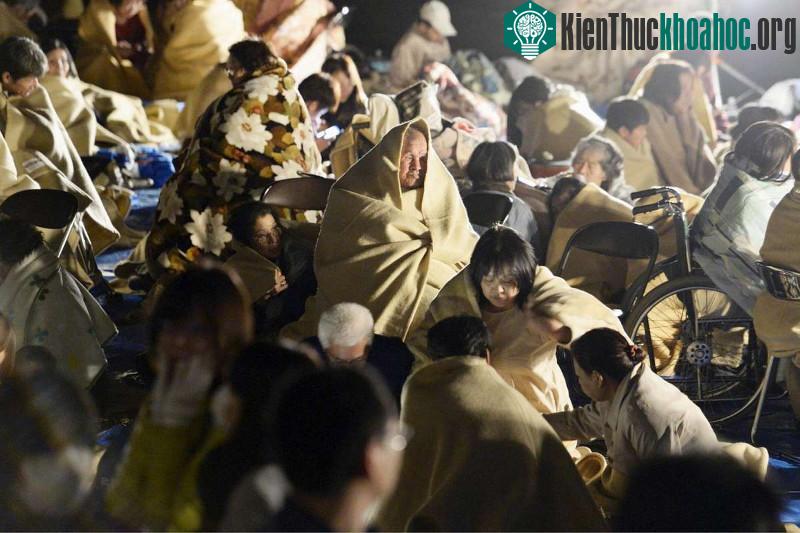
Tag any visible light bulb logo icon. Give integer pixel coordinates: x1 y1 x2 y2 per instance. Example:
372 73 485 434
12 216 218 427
504 1 555 61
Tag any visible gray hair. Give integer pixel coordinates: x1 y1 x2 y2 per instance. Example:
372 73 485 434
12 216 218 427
318 303 374 349
572 135 624 184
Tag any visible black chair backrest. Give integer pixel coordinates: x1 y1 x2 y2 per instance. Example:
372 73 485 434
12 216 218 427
556 221 660 313
463 191 514 228
261 176 335 211
0 189 79 229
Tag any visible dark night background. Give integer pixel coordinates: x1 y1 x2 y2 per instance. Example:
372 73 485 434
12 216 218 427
332 0 800 103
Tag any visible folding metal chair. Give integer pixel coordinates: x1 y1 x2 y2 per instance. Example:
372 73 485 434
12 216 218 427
462 191 514 230
261 175 335 211
0 189 80 258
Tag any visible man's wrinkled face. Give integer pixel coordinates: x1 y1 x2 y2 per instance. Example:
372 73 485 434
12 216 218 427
398 128 428 191
2 72 39 97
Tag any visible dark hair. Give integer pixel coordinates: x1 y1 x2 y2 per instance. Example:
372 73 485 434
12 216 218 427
0 218 44 266
0 364 97 528
148 266 254 373
39 37 78 78
466 141 516 186
227 201 281 249
272 366 396 497
572 135 624 186
792 149 800 181
606 98 650 132
468 225 537 310
616 454 782 531
299 73 339 113
427 316 491 360
571 328 644 383
642 61 694 113
730 105 782 141
507 75 553 147
227 39 278 74
321 51 368 125
0 36 47 81
730 121 795 181
198 341 317 528
548 176 585 222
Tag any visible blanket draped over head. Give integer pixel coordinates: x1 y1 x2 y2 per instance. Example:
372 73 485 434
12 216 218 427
147 0 246 101
407 265 625 414
282 118 477 341
640 99 716 195
0 246 117 387
76 0 153 98
146 58 322 276
1 88 119 253
376 357 606 532
545 183 633 304
754 185 800 359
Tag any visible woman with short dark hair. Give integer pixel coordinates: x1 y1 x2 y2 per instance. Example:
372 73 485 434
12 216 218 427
544 327 717 483
691 121 796 314
463 141 539 250
408 225 624 415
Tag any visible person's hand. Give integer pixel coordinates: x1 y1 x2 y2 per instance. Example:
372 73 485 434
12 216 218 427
451 117 476 134
210 384 241 433
150 352 216 427
263 270 288 300
116 41 134 59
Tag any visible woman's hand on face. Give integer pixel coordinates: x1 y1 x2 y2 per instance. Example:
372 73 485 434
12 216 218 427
150 351 216 427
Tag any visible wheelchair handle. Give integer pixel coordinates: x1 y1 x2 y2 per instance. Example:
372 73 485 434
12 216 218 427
632 202 666 216
630 186 683 201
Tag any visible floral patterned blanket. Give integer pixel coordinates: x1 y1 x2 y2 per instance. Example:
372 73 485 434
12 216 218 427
146 59 322 276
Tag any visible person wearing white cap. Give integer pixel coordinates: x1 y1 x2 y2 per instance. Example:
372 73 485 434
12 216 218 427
389 0 456 90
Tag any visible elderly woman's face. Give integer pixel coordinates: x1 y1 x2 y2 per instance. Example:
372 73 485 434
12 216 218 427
47 49 71 78
399 129 428 190
572 148 607 187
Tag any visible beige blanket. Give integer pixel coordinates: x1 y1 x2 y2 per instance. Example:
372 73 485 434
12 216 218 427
147 0 245 100
640 99 717 195
376 356 607 531
282 118 477 341
546 183 633 303
407 265 625 414
41 75 130 155
2 88 119 253
754 185 800 358
76 0 153 98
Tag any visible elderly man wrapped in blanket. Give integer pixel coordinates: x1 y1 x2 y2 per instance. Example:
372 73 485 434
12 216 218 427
329 80 530 190
145 42 322 278
281 118 477 343
407 224 625 416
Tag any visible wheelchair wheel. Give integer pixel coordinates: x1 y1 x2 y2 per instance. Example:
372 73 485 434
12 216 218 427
624 274 766 425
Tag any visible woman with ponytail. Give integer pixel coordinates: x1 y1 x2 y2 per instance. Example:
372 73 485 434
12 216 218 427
544 328 718 478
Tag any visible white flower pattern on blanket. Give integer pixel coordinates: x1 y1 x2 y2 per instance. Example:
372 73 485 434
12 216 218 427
185 208 233 255
221 108 273 153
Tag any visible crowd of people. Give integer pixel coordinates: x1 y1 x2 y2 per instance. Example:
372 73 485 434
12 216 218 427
1 0 800 530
